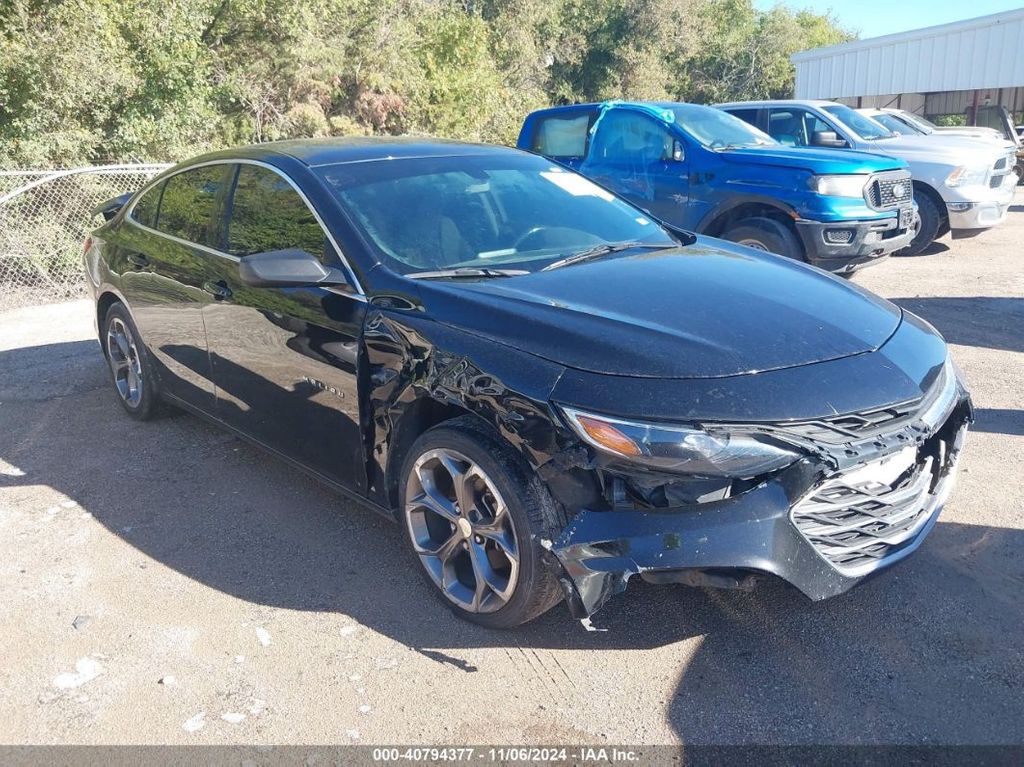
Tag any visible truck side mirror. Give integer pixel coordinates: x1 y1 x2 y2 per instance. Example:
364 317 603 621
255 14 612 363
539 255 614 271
671 140 685 162
812 130 847 148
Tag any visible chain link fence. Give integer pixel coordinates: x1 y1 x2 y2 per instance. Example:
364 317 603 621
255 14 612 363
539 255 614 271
0 165 170 312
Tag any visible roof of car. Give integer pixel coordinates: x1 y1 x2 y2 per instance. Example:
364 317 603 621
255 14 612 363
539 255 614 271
716 100 840 109
529 100 716 114
180 137 522 169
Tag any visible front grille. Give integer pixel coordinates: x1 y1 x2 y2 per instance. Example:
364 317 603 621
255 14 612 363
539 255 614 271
791 452 943 575
773 359 956 447
775 398 921 444
990 152 1016 182
785 359 968 575
866 171 913 210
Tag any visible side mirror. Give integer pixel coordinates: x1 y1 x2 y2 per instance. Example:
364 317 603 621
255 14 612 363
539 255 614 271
812 130 847 148
671 140 685 162
238 248 349 288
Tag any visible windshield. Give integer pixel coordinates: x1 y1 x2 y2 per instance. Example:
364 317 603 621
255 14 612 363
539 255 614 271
671 104 776 149
901 112 939 131
317 153 676 275
872 113 923 135
823 104 895 141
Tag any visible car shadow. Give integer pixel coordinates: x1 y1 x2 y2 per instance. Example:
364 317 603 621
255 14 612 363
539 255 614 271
892 240 950 257
2 340 1023 742
889 296 1024 354
972 407 1024 437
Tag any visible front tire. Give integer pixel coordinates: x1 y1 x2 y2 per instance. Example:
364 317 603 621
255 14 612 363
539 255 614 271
103 302 162 420
722 216 804 261
900 192 942 256
399 416 566 628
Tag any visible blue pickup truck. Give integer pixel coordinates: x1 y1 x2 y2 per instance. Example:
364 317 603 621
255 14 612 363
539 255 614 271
517 101 917 274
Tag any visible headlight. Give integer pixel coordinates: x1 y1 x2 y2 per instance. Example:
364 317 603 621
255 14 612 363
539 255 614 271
944 165 989 188
560 406 802 478
919 355 963 430
808 174 870 198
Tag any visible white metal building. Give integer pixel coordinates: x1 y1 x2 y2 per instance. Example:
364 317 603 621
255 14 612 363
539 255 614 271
791 9 1024 120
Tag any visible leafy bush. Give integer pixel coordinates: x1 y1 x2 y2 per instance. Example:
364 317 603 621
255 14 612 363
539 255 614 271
0 0 852 166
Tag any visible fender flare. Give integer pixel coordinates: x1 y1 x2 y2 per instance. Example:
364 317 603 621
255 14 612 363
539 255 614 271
695 193 799 236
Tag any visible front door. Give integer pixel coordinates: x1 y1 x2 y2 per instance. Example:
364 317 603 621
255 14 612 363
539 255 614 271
580 109 691 227
201 163 367 491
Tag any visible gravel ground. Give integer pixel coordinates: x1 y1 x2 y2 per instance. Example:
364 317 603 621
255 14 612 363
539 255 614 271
1 189 1022 746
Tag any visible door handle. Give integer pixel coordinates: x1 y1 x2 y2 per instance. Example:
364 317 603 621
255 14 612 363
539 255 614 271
203 280 232 300
127 253 149 267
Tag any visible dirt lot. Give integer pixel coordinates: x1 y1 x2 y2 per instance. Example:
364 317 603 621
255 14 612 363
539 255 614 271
1 190 1022 746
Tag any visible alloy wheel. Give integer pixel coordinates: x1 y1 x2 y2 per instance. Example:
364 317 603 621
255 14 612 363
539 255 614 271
106 317 143 407
737 238 769 251
405 448 520 613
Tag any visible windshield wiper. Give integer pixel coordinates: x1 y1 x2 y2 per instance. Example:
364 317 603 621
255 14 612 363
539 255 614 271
714 142 765 151
541 241 669 272
406 267 529 280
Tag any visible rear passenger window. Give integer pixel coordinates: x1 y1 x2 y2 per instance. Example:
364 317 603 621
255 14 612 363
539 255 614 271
156 166 229 248
131 182 163 228
531 113 593 158
227 165 327 259
726 108 760 129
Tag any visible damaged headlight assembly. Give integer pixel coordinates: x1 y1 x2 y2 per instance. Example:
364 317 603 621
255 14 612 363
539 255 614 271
559 406 802 479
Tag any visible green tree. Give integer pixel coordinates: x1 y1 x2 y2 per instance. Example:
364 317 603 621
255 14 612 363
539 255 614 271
0 0 853 166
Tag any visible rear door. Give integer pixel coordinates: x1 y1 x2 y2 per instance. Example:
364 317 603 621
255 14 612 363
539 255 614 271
723 106 766 133
579 109 691 228
119 164 231 410
524 109 596 170
201 163 367 491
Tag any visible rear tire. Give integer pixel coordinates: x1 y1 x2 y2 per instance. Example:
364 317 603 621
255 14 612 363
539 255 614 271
900 191 942 256
399 415 566 628
722 217 804 261
103 302 162 420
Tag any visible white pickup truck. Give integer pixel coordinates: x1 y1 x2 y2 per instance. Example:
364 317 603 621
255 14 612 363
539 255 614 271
717 100 1019 255
859 108 1006 143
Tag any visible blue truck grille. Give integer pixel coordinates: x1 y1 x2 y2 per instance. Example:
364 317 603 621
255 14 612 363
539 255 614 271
866 171 913 210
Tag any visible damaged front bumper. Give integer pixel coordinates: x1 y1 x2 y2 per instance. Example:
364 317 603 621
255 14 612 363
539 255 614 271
545 395 972 620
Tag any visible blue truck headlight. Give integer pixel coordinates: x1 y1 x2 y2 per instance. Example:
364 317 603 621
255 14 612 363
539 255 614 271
808 174 870 198
560 406 802 478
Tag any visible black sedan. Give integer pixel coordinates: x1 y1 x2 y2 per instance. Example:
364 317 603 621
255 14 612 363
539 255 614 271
85 138 972 627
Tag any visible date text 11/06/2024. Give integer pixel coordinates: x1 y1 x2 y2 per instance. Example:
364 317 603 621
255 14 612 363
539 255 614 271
371 746 640 762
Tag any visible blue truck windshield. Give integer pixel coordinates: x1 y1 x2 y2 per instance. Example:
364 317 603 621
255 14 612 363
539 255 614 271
671 105 776 149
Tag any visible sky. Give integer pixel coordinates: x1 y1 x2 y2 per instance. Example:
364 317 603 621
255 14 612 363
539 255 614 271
753 0 1024 40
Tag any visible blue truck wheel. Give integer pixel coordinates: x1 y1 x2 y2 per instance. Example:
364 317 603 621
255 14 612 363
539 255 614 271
722 217 804 262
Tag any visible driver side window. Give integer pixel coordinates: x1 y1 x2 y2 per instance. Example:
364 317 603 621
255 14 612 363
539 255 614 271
768 108 834 147
589 111 674 166
227 165 330 260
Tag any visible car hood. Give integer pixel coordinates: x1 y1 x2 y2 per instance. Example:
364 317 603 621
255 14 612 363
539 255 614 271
717 145 904 174
864 134 1007 163
417 239 902 379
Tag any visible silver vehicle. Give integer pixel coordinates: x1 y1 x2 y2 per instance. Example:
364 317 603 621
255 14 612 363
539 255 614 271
866 108 1012 145
717 100 1019 256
